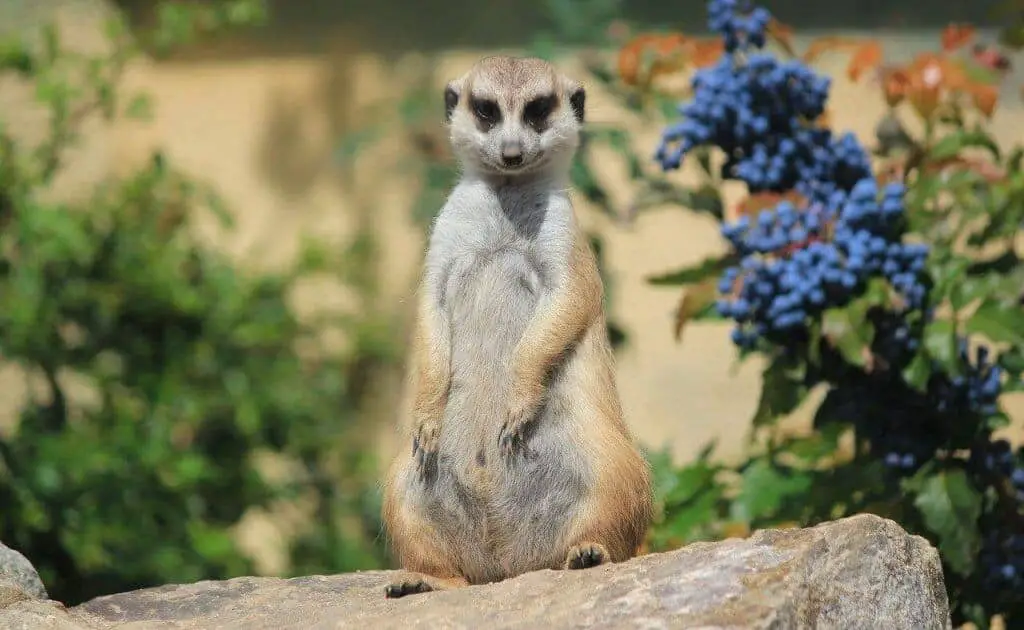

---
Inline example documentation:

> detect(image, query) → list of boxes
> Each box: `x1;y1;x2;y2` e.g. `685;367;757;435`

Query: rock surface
0;542;48;602
0;514;949;629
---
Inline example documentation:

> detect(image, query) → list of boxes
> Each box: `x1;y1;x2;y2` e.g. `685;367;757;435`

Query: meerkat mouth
490;151;547;175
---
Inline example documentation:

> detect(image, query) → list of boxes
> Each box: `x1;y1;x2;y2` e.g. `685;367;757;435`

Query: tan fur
381;56;653;598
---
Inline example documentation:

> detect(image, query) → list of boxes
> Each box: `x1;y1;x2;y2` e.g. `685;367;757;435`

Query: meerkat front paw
565;543;609;570
498;395;540;460
412;419;441;480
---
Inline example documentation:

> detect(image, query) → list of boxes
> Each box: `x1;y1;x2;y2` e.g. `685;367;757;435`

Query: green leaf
901;351;932;392
647;254;736;286
784;422;847;463
731;459;812;523
752;357;808;427
0;39;34;74
911;469;982;576
964;298;1024;346
923;319;958;374
821;303;875;369
928;128;1001;162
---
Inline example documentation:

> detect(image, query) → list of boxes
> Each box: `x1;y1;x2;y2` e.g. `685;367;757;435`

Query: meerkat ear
444;81;460;122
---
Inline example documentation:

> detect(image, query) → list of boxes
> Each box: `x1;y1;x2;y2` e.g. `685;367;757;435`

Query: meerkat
381;55;653;598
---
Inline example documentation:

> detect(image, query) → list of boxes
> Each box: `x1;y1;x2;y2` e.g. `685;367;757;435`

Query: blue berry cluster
932;343;1003;419
655;2;872;200
981;529;1024;591
714;180;929;349
709;0;770;52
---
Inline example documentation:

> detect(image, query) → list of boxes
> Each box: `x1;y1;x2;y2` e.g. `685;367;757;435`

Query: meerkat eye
523;94;557;130
471;97;501;126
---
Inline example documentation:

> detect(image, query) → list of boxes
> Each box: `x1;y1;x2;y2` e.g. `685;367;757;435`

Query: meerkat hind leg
564;542;609;570
384;572;469;599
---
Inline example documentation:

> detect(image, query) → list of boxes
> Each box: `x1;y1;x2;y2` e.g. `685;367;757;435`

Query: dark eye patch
471;97;501;129
522;94;557;130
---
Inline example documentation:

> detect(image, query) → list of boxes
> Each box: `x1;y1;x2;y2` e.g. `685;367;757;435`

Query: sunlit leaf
673;278;719;341
965;298;1024;346
647;253;737;286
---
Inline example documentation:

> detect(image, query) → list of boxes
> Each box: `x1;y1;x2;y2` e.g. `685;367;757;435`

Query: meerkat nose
500;140;523;167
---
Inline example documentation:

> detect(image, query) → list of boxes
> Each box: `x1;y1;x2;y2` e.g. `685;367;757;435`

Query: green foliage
0;1;393;604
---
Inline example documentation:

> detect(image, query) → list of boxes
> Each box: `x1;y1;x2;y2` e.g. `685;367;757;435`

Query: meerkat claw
565;543;608;570
384;579;434;598
412;422;440;480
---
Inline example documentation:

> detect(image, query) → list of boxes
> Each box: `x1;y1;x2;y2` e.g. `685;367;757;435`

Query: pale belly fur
407;247;589;583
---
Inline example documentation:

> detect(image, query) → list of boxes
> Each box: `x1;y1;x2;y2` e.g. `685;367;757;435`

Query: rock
0;542;48;601
0;514;949;629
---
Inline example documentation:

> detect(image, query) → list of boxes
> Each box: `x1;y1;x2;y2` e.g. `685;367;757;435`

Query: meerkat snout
500;139;523;167
444;56;586;177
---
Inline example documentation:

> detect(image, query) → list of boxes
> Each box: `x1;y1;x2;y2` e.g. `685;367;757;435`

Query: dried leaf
674;279;718;341
735;191;807;218
767;18;796;56
616;33;691;87
847;40;883;81
802;36;857;63
941;23;976;51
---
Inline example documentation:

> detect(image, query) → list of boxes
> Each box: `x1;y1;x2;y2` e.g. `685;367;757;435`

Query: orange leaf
847;41;883;81
969;83;999;118
616;33;691;86
907;80;941;120
802;36;856;63
617;35;655;86
941;23;975;52
691;38;725;68
882;68;910;106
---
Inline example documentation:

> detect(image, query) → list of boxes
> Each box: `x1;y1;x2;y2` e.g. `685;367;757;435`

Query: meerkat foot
412;420;441;480
384;574;467;599
565;543;609;570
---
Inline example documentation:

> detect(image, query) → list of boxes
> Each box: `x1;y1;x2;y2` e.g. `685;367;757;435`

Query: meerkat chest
429;181;572;311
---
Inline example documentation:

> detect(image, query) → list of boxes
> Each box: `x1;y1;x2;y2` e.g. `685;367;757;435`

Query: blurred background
1;0;1023;616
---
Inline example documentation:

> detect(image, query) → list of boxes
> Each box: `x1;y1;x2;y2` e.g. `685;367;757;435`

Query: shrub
635;1;1024;625
0;1;394;604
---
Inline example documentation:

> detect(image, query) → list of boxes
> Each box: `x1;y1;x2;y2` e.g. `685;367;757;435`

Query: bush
619;1;1024;626
0;1;393;604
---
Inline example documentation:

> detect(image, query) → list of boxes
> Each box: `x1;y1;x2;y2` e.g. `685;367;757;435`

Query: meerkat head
443;56;585;179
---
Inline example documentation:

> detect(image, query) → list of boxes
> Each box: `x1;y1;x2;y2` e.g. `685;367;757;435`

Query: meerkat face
444;56;585;178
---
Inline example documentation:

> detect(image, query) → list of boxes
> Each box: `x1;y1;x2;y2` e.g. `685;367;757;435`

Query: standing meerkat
381;55;653;598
